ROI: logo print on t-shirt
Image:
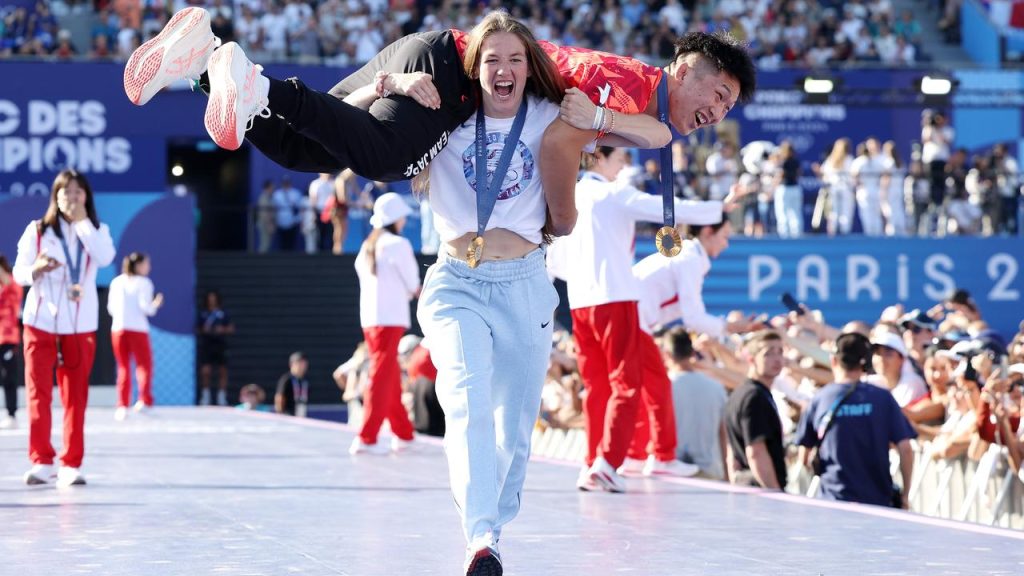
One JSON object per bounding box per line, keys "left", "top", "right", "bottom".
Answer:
{"left": 462, "top": 131, "right": 535, "bottom": 201}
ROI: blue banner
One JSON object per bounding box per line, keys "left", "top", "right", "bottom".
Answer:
{"left": 640, "top": 237, "right": 1024, "bottom": 341}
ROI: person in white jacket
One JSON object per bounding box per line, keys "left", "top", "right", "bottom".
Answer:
{"left": 351, "top": 192, "right": 421, "bottom": 455}
{"left": 547, "top": 146, "right": 723, "bottom": 492}
{"left": 13, "top": 169, "right": 115, "bottom": 487}
{"left": 107, "top": 252, "right": 164, "bottom": 421}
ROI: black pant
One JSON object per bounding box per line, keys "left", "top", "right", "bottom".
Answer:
{"left": 412, "top": 377, "right": 445, "bottom": 437}
{"left": 0, "top": 344, "right": 17, "bottom": 417}
{"left": 245, "top": 31, "right": 478, "bottom": 182}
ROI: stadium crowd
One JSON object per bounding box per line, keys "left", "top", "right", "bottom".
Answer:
{"left": 3, "top": 0, "right": 930, "bottom": 67}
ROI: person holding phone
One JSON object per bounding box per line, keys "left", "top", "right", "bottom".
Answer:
{"left": 13, "top": 169, "right": 115, "bottom": 486}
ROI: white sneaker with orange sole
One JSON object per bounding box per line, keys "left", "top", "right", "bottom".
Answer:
{"left": 123, "top": 7, "right": 219, "bottom": 105}
{"left": 204, "top": 42, "right": 270, "bottom": 151}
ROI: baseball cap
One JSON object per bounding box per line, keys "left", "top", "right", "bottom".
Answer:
{"left": 871, "top": 331, "right": 907, "bottom": 357}
{"left": 900, "top": 309, "right": 938, "bottom": 332}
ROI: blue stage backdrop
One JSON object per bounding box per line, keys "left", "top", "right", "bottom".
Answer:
{"left": 1, "top": 60, "right": 199, "bottom": 404}
{"left": 638, "top": 237, "right": 1024, "bottom": 341}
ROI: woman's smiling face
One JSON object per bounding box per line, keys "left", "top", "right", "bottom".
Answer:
{"left": 478, "top": 32, "right": 531, "bottom": 119}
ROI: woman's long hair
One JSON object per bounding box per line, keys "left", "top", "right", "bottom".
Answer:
{"left": 824, "top": 138, "right": 851, "bottom": 172}
{"left": 360, "top": 223, "right": 401, "bottom": 276}
{"left": 462, "top": 10, "right": 566, "bottom": 105}
{"left": 40, "top": 169, "right": 99, "bottom": 237}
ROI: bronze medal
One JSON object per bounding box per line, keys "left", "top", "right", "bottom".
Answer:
{"left": 466, "top": 236, "right": 485, "bottom": 268}
{"left": 655, "top": 226, "right": 682, "bottom": 257}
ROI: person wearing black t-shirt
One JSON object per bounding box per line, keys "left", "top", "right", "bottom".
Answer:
{"left": 275, "top": 352, "right": 310, "bottom": 417}
{"left": 724, "top": 330, "right": 787, "bottom": 490}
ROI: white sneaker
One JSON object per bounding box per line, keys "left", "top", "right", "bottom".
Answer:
{"left": 588, "top": 456, "right": 627, "bottom": 493}
{"left": 56, "top": 466, "right": 87, "bottom": 487}
{"left": 216, "top": 389, "right": 228, "bottom": 406}
{"left": 391, "top": 437, "right": 414, "bottom": 452}
{"left": 123, "top": 7, "right": 220, "bottom": 105}
{"left": 617, "top": 457, "right": 646, "bottom": 477}
{"left": 642, "top": 456, "right": 700, "bottom": 478}
{"left": 24, "top": 464, "right": 56, "bottom": 485}
{"left": 0, "top": 414, "right": 16, "bottom": 429}
{"left": 348, "top": 437, "right": 389, "bottom": 456}
{"left": 204, "top": 41, "right": 271, "bottom": 151}
{"left": 199, "top": 388, "right": 211, "bottom": 406}
{"left": 114, "top": 406, "right": 128, "bottom": 421}
{"left": 576, "top": 466, "right": 598, "bottom": 491}
{"left": 133, "top": 401, "right": 151, "bottom": 414}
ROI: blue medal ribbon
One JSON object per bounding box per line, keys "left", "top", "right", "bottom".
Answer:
{"left": 656, "top": 78, "right": 674, "bottom": 230}
{"left": 58, "top": 228, "right": 84, "bottom": 287}
{"left": 473, "top": 99, "right": 529, "bottom": 240}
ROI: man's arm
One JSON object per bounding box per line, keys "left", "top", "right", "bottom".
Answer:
{"left": 745, "top": 440, "right": 781, "bottom": 490}
{"left": 559, "top": 87, "right": 671, "bottom": 149}
{"left": 896, "top": 438, "right": 913, "bottom": 509}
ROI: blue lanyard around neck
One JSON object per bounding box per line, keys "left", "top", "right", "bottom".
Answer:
{"left": 474, "top": 99, "right": 528, "bottom": 238}
{"left": 656, "top": 77, "right": 674, "bottom": 230}
{"left": 58, "top": 227, "right": 83, "bottom": 285}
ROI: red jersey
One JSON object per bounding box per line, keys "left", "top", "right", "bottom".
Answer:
{"left": 451, "top": 30, "right": 662, "bottom": 115}
{"left": 0, "top": 282, "right": 23, "bottom": 345}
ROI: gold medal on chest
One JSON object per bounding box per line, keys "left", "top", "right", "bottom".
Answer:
{"left": 466, "top": 236, "right": 485, "bottom": 268}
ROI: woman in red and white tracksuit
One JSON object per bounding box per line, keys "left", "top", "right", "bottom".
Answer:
{"left": 547, "top": 146, "right": 721, "bottom": 492}
{"left": 108, "top": 252, "right": 164, "bottom": 420}
{"left": 13, "top": 169, "right": 115, "bottom": 487}
{"left": 351, "top": 192, "right": 420, "bottom": 454}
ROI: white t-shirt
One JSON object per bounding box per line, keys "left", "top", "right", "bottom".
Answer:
{"left": 633, "top": 239, "right": 725, "bottom": 337}
{"left": 428, "top": 95, "right": 558, "bottom": 245}
{"left": 548, "top": 172, "right": 722, "bottom": 310}
{"left": 354, "top": 232, "right": 420, "bottom": 328}
{"left": 107, "top": 274, "right": 159, "bottom": 333}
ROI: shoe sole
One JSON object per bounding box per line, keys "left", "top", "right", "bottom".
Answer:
{"left": 204, "top": 44, "right": 245, "bottom": 150}
{"left": 466, "top": 553, "right": 502, "bottom": 576}
{"left": 123, "top": 7, "right": 215, "bottom": 105}
{"left": 24, "top": 474, "right": 50, "bottom": 486}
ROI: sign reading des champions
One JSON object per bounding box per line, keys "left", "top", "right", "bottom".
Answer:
{"left": 0, "top": 99, "right": 131, "bottom": 197}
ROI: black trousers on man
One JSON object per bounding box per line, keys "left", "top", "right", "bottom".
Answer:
{"left": 244, "top": 31, "right": 478, "bottom": 182}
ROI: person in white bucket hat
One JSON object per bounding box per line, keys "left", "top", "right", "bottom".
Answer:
{"left": 350, "top": 192, "right": 420, "bottom": 456}
{"left": 368, "top": 192, "right": 413, "bottom": 229}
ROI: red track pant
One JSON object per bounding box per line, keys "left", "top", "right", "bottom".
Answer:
{"left": 112, "top": 330, "right": 154, "bottom": 408}
{"left": 360, "top": 326, "right": 415, "bottom": 445}
{"left": 571, "top": 301, "right": 643, "bottom": 469}
{"left": 627, "top": 330, "right": 678, "bottom": 462}
{"left": 24, "top": 326, "right": 96, "bottom": 468}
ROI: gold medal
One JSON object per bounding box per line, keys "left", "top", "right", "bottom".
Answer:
{"left": 68, "top": 283, "right": 83, "bottom": 302}
{"left": 466, "top": 236, "right": 485, "bottom": 268}
{"left": 655, "top": 226, "right": 682, "bottom": 257}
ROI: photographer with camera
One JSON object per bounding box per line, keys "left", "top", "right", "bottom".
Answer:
{"left": 797, "top": 332, "right": 916, "bottom": 508}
